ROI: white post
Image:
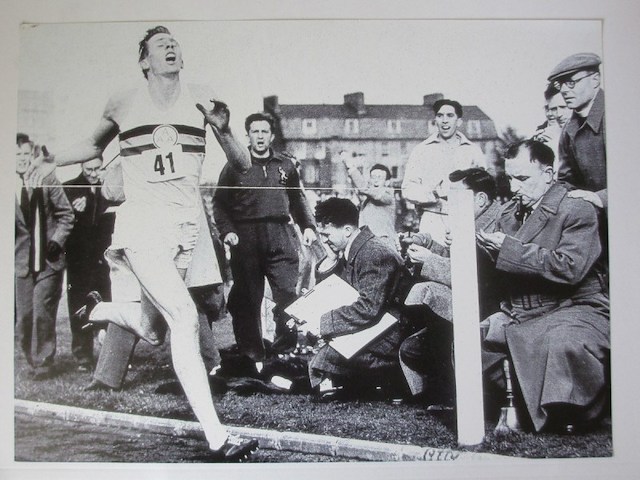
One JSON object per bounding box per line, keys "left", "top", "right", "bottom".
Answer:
{"left": 449, "top": 188, "right": 485, "bottom": 446}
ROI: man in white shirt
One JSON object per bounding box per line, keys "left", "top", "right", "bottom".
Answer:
{"left": 401, "top": 99, "right": 485, "bottom": 244}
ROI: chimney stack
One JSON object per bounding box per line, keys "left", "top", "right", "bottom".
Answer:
{"left": 423, "top": 93, "right": 444, "bottom": 107}
{"left": 263, "top": 95, "right": 280, "bottom": 115}
{"left": 344, "top": 92, "right": 366, "bottom": 116}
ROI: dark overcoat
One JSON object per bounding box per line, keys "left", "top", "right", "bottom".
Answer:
{"left": 482, "top": 182, "right": 609, "bottom": 431}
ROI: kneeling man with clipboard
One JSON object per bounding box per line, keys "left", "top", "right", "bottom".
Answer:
{"left": 286, "top": 197, "right": 408, "bottom": 401}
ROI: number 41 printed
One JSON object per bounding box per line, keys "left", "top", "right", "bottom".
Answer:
{"left": 154, "top": 151, "right": 175, "bottom": 176}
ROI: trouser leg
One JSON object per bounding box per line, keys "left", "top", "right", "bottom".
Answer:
{"left": 228, "top": 225, "right": 266, "bottom": 361}
{"left": 399, "top": 319, "right": 454, "bottom": 402}
{"left": 67, "top": 268, "right": 95, "bottom": 364}
{"left": 15, "top": 275, "right": 35, "bottom": 366}
{"left": 32, "top": 271, "right": 63, "bottom": 367}
{"left": 93, "top": 324, "right": 138, "bottom": 389}
{"left": 264, "top": 223, "right": 300, "bottom": 352}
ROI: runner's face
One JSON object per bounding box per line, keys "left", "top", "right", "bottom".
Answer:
{"left": 435, "top": 105, "right": 462, "bottom": 140}
{"left": 16, "top": 143, "right": 32, "bottom": 175}
{"left": 248, "top": 120, "right": 274, "bottom": 155}
{"left": 141, "top": 33, "right": 182, "bottom": 77}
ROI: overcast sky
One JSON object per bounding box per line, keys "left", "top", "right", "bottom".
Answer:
{"left": 19, "top": 19, "right": 602, "bottom": 154}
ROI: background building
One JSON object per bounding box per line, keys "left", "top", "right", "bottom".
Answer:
{"left": 264, "top": 92, "right": 499, "bottom": 190}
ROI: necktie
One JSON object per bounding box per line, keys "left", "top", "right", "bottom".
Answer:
{"left": 30, "top": 187, "right": 47, "bottom": 273}
{"left": 20, "top": 175, "right": 30, "bottom": 226}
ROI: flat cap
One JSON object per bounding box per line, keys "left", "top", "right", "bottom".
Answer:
{"left": 548, "top": 53, "right": 601, "bottom": 81}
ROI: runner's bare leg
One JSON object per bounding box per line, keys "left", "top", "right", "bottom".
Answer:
{"left": 88, "top": 290, "right": 167, "bottom": 346}
{"left": 120, "top": 249, "right": 228, "bottom": 450}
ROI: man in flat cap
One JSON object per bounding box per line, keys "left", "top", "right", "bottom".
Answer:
{"left": 402, "top": 99, "right": 486, "bottom": 246}
{"left": 548, "top": 52, "right": 606, "bottom": 209}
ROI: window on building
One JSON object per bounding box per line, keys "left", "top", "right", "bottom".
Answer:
{"left": 314, "top": 142, "right": 326, "bottom": 160}
{"left": 391, "top": 166, "right": 399, "bottom": 178}
{"left": 387, "top": 119, "right": 401, "bottom": 134}
{"left": 345, "top": 118, "right": 359, "bottom": 134}
{"left": 381, "top": 142, "right": 390, "bottom": 157}
{"left": 301, "top": 159, "right": 320, "bottom": 185}
{"left": 466, "top": 119, "right": 482, "bottom": 138}
{"left": 302, "top": 118, "right": 317, "bottom": 135}
{"left": 295, "top": 143, "right": 308, "bottom": 160}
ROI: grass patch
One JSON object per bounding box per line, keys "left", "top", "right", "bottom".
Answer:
{"left": 14, "top": 296, "right": 612, "bottom": 460}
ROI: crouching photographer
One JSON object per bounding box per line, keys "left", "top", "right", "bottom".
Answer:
{"left": 397, "top": 168, "right": 504, "bottom": 407}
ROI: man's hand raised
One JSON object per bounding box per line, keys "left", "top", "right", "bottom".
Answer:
{"left": 26, "top": 145, "right": 56, "bottom": 187}
{"left": 196, "top": 100, "right": 231, "bottom": 133}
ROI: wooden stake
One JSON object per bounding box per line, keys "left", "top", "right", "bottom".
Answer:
{"left": 449, "top": 189, "right": 485, "bottom": 446}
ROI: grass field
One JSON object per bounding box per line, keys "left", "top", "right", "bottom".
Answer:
{"left": 13, "top": 292, "right": 613, "bottom": 460}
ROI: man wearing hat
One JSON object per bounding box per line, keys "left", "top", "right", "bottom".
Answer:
{"left": 548, "top": 52, "right": 606, "bottom": 209}
{"left": 402, "top": 99, "right": 485, "bottom": 245}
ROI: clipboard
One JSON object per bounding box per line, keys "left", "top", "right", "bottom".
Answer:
{"left": 285, "top": 274, "right": 397, "bottom": 359}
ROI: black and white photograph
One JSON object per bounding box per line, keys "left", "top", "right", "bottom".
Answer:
{"left": 2, "top": 1, "right": 640, "bottom": 479}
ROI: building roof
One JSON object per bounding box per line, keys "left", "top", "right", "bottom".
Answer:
{"left": 277, "top": 103, "right": 492, "bottom": 121}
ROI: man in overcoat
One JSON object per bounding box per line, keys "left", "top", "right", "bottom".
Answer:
{"left": 15, "top": 134, "right": 75, "bottom": 378}
{"left": 476, "top": 139, "right": 609, "bottom": 432}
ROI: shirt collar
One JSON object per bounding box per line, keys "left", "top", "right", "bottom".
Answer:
{"left": 344, "top": 227, "right": 361, "bottom": 262}
{"left": 424, "top": 130, "right": 473, "bottom": 146}
{"left": 571, "top": 89, "right": 605, "bottom": 134}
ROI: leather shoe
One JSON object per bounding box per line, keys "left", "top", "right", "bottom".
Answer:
{"left": 270, "top": 329, "right": 298, "bottom": 355}
{"left": 84, "top": 379, "right": 120, "bottom": 392}
{"left": 311, "top": 387, "right": 352, "bottom": 403}
{"left": 32, "top": 365, "right": 54, "bottom": 381}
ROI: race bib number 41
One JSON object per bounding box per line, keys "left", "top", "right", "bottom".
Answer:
{"left": 144, "top": 125, "right": 186, "bottom": 182}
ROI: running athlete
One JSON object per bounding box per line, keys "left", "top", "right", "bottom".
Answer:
{"left": 34, "top": 26, "right": 257, "bottom": 461}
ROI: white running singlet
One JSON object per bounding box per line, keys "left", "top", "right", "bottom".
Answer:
{"left": 110, "top": 85, "right": 206, "bottom": 255}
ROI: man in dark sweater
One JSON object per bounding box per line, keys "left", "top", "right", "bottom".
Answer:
{"left": 214, "top": 112, "right": 317, "bottom": 363}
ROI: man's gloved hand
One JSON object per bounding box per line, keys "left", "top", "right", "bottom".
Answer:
{"left": 46, "top": 240, "right": 63, "bottom": 262}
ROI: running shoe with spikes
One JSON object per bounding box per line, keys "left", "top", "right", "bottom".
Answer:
{"left": 206, "top": 436, "right": 259, "bottom": 463}
{"left": 74, "top": 291, "right": 103, "bottom": 331}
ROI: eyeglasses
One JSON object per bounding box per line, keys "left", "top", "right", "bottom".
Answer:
{"left": 552, "top": 72, "right": 596, "bottom": 90}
